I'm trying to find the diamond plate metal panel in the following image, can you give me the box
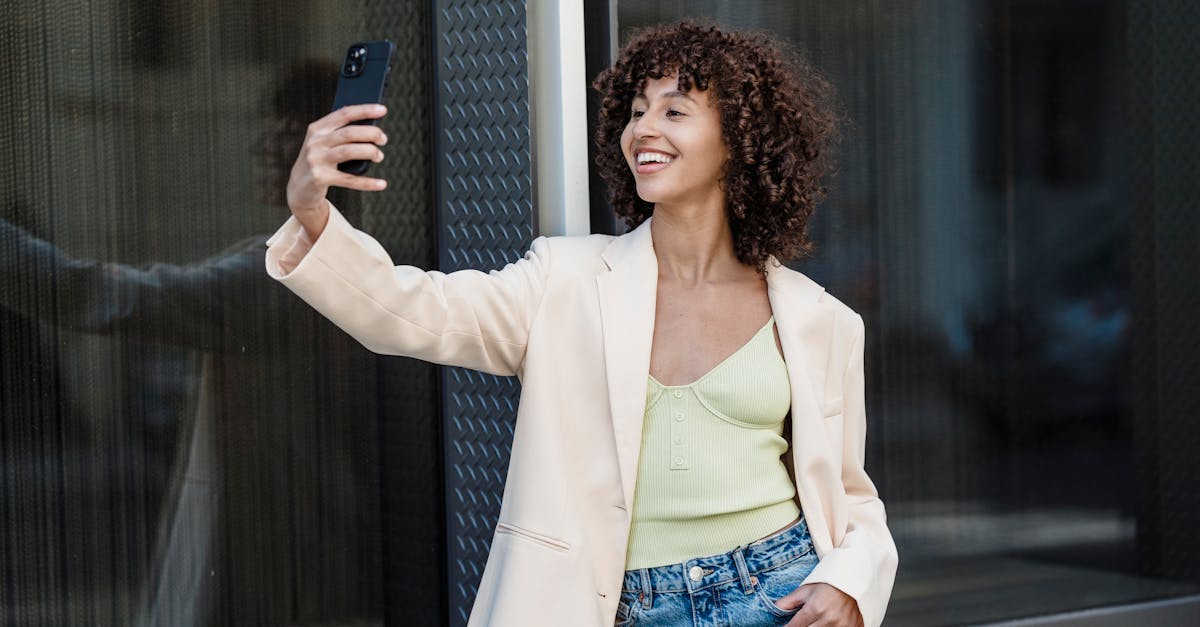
[431,2,533,624]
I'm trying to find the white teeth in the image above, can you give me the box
[637,152,673,165]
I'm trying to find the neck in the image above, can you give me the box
[650,199,750,286]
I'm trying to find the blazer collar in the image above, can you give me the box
[595,218,828,510]
[600,216,655,271]
[602,219,827,304]
[764,257,826,305]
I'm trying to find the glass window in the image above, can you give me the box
[615,1,1199,624]
[0,2,439,625]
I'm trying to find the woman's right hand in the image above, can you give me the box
[286,104,389,240]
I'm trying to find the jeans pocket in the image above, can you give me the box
[752,552,819,618]
[755,587,800,619]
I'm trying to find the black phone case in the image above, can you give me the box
[332,40,395,175]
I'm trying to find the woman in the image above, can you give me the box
[268,21,896,627]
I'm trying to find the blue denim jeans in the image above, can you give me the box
[615,517,819,626]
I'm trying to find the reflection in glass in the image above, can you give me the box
[0,3,437,625]
[612,1,1198,624]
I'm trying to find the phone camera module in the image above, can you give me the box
[342,45,368,77]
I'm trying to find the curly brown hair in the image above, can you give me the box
[593,22,839,270]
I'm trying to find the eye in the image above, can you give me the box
[630,109,645,119]
[665,109,684,117]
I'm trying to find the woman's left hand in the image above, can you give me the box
[776,582,863,627]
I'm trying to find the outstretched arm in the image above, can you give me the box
[266,104,548,376]
[266,205,549,377]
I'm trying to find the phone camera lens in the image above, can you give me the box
[342,45,370,76]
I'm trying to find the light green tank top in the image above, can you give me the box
[624,317,801,570]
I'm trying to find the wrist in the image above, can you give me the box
[293,200,330,241]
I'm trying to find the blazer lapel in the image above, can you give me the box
[766,260,841,551]
[596,219,658,510]
[766,259,829,422]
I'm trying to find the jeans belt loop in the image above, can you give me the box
[639,568,653,609]
[732,548,755,595]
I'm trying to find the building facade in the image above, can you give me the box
[1,1,1197,625]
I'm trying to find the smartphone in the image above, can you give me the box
[331,40,395,174]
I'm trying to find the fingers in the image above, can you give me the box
[786,583,860,627]
[330,171,388,192]
[780,586,812,626]
[334,123,389,146]
[288,106,391,214]
[328,143,386,166]
[303,113,388,177]
[791,606,823,627]
[288,142,386,208]
[299,143,385,186]
[304,117,388,156]
[776,584,813,611]
[311,104,388,134]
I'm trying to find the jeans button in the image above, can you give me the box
[688,566,704,582]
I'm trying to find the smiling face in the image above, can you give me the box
[620,75,729,213]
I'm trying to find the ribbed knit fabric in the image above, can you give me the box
[625,317,801,569]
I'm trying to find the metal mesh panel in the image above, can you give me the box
[431,1,533,624]
[0,2,436,626]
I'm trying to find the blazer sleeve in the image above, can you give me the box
[801,314,898,627]
[265,205,548,377]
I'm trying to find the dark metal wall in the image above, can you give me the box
[1129,0,1200,584]
[584,0,622,236]
[430,1,533,624]
[356,3,446,625]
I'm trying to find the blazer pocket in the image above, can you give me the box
[822,396,844,419]
[495,521,571,553]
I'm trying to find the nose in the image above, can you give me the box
[631,113,660,140]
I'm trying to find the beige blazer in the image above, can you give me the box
[266,207,898,627]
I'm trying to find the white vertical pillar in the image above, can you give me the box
[528,0,591,236]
